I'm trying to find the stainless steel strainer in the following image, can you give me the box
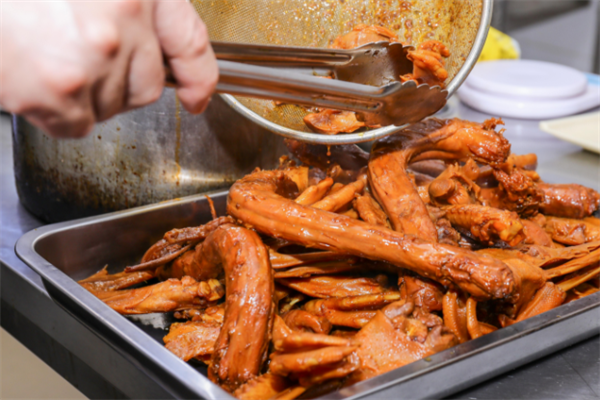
[191,0,492,145]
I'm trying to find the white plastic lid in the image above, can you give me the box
[465,60,588,99]
[458,81,600,120]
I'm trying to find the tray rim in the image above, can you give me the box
[15,191,234,400]
[15,192,600,400]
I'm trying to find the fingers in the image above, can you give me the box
[0,2,96,138]
[154,1,218,114]
[0,0,212,139]
[2,59,95,138]
[26,62,95,138]
[126,37,165,110]
[71,0,164,120]
[25,107,95,139]
[71,1,127,121]
[121,2,165,110]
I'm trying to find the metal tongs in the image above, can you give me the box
[165,41,447,127]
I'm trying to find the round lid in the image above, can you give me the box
[458,82,600,120]
[465,60,588,99]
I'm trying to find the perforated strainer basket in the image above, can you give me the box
[191,0,492,145]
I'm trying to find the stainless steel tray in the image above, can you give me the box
[15,191,600,400]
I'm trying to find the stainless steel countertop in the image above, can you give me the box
[1,102,599,399]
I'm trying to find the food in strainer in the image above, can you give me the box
[303,25,451,135]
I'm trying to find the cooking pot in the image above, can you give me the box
[12,90,287,222]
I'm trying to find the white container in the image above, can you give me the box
[458,60,600,119]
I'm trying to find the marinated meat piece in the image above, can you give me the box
[330,24,399,50]
[79,267,154,292]
[398,273,444,313]
[100,276,224,314]
[545,217,600,245]
[400,40,450,88]
[303,110,365,135]
[269,304,455,388]
[417,184,432,204]
[353,192,391,227]
[273,261,362,279]
[304,292,401,314]
[499,282,566,327]
[565,282,600,303]
[369,118,510,241]
[435,218,462,246]
[311,173,367,212]
[520,241,600,269]
[500,258,546,318]
[442,291,469,343]
[427,160,481,207]
[485,168,544,218]
[345,309,456,385]
[269,316,358,384]
[203,225,274,392]
[157,216,235,247]
[279,161,309,193]
[269,249,351,270]
[584,217,600,228]
[164,319,221,362]
[295,177,334,206]
[538,183,600,219]
[283,309,332,334]
[134,222,277,392]
[521,219,554,247]
[277,274,389,299]
[304,292,401,328]
[505,153,538,171]
[429,177,472,206]
[444,204,525,247]
[324,310,379,329]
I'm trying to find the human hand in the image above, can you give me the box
[0,0,218,138]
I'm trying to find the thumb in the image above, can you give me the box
[154,1,218,114]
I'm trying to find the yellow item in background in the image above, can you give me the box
[478,27,521,61]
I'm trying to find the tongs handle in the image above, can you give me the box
[165,60,383,114]
[211,41,353,67]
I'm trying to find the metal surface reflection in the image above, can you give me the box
[12,90,287,222]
